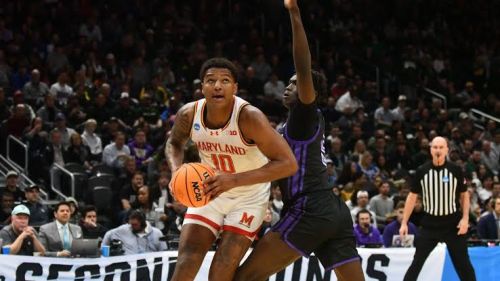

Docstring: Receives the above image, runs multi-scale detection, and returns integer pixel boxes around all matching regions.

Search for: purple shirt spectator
[353,224,383,246]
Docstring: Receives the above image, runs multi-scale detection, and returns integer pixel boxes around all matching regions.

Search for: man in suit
[478,196,500,239]
[39,201,82,257]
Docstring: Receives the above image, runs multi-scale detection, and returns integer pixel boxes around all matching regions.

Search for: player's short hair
[199,58,238,82]
[311,70,327,98]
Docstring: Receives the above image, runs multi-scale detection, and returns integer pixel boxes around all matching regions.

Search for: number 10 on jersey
[211,154,236,173]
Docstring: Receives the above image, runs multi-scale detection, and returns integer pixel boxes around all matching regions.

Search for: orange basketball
[171,163,215,207]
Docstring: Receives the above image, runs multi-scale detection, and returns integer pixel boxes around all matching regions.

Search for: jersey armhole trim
[188,101,199,139]
[237,103,257,147]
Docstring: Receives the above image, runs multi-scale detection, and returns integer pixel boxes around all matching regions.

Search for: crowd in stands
[0,0,499,256]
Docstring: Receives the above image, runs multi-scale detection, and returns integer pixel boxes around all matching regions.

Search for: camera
[109,239,125,256]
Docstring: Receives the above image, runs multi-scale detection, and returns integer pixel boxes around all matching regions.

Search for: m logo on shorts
[239,212,255,228]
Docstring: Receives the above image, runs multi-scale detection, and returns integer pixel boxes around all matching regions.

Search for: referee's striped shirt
[411,161,466,217]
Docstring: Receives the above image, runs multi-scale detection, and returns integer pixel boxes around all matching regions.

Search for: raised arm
[286,0,315,104]
[164,103,195,173]
[204,106,298,198]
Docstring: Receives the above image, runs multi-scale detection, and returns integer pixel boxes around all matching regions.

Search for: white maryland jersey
[190,96,270,197]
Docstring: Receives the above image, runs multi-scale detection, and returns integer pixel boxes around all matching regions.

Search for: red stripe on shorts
[222,225,259,238]
[184,214,221,231]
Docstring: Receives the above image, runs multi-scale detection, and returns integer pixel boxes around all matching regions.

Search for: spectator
[0,191,15,225]
[23,184,50,227]
[477,196,500,240]
[53,113,77,149]
[481,140,499,176]
[369,181,394,227]
[328,136,348,174]
[64,133,92,170]
[43,129,65,169]
[87,93,112,124]
[6,104,30,138]
[22,69,49,107]
[334,90,363,115]
[412,138,430,169]
[102,131,131,169]
[120,171,144,213]
[358,151,380,182]
[350,190,377,228]
[391,95,407,121]
[353,209,383,247]
[49,71,73,107]
[383,201,418,247]
[374,97,396,128]
[79,205,107,239]
[11,91,36,122]
[392,181,411,207]
[330,74,348,99]
[0,205,45,256]
[81,119,103,163]
[128,129,154,171]
[66,197,81,225]
[112,92,138,126]
[263,73,285,101]
[101,210,167,255]
[39,201,83,257]
[132,185,162,229]
[0,171,25,203]
[36,93,61,130]
[250,53,272,83]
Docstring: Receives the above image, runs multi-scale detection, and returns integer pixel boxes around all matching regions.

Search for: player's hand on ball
[284,0,298,10]
[457,218,469,235]
[203,172,237,199]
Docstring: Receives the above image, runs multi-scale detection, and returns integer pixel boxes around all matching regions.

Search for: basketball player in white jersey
[165,57,298,281]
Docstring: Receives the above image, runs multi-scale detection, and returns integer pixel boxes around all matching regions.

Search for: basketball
[170,163,215,207]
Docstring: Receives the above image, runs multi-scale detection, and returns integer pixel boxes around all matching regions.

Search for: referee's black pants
[403,227,476,281]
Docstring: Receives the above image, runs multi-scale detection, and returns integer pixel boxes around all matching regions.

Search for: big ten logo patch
[227,130,237,136]
[239,212,255,228]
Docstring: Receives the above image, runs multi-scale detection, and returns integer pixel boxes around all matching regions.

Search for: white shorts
[183,185,269,241]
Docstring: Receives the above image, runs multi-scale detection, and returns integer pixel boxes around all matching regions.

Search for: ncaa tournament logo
[442,175,449,183]
[194,123,200,131]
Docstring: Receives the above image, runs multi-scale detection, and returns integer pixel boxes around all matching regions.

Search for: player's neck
[204,100,234,129]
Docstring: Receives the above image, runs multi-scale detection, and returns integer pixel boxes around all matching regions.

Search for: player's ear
[233,82,238,95]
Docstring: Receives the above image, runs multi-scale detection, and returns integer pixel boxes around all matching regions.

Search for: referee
[400,136,476,281]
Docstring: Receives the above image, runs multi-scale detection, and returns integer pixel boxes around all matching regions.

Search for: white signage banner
[0,245,446,281]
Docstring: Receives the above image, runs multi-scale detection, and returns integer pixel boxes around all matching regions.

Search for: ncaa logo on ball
[191,181,203,201]
[194,123,200,131]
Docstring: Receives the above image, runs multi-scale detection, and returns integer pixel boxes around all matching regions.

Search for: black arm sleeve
[286,101,318,141]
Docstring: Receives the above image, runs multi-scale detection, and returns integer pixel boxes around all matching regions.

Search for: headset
[128,210,147,229]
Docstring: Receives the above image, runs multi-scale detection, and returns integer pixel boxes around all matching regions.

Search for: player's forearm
[460,191,470,220]
[233,158,298,187]
[402,192,417,225]
[289,7,311,77]
[165,140,184,172]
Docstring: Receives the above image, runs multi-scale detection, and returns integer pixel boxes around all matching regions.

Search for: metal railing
[0,154,48,201]
[470,108,500,124]
[6,135,29,173]
[50,163,75,200]
[423,87,448,109]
